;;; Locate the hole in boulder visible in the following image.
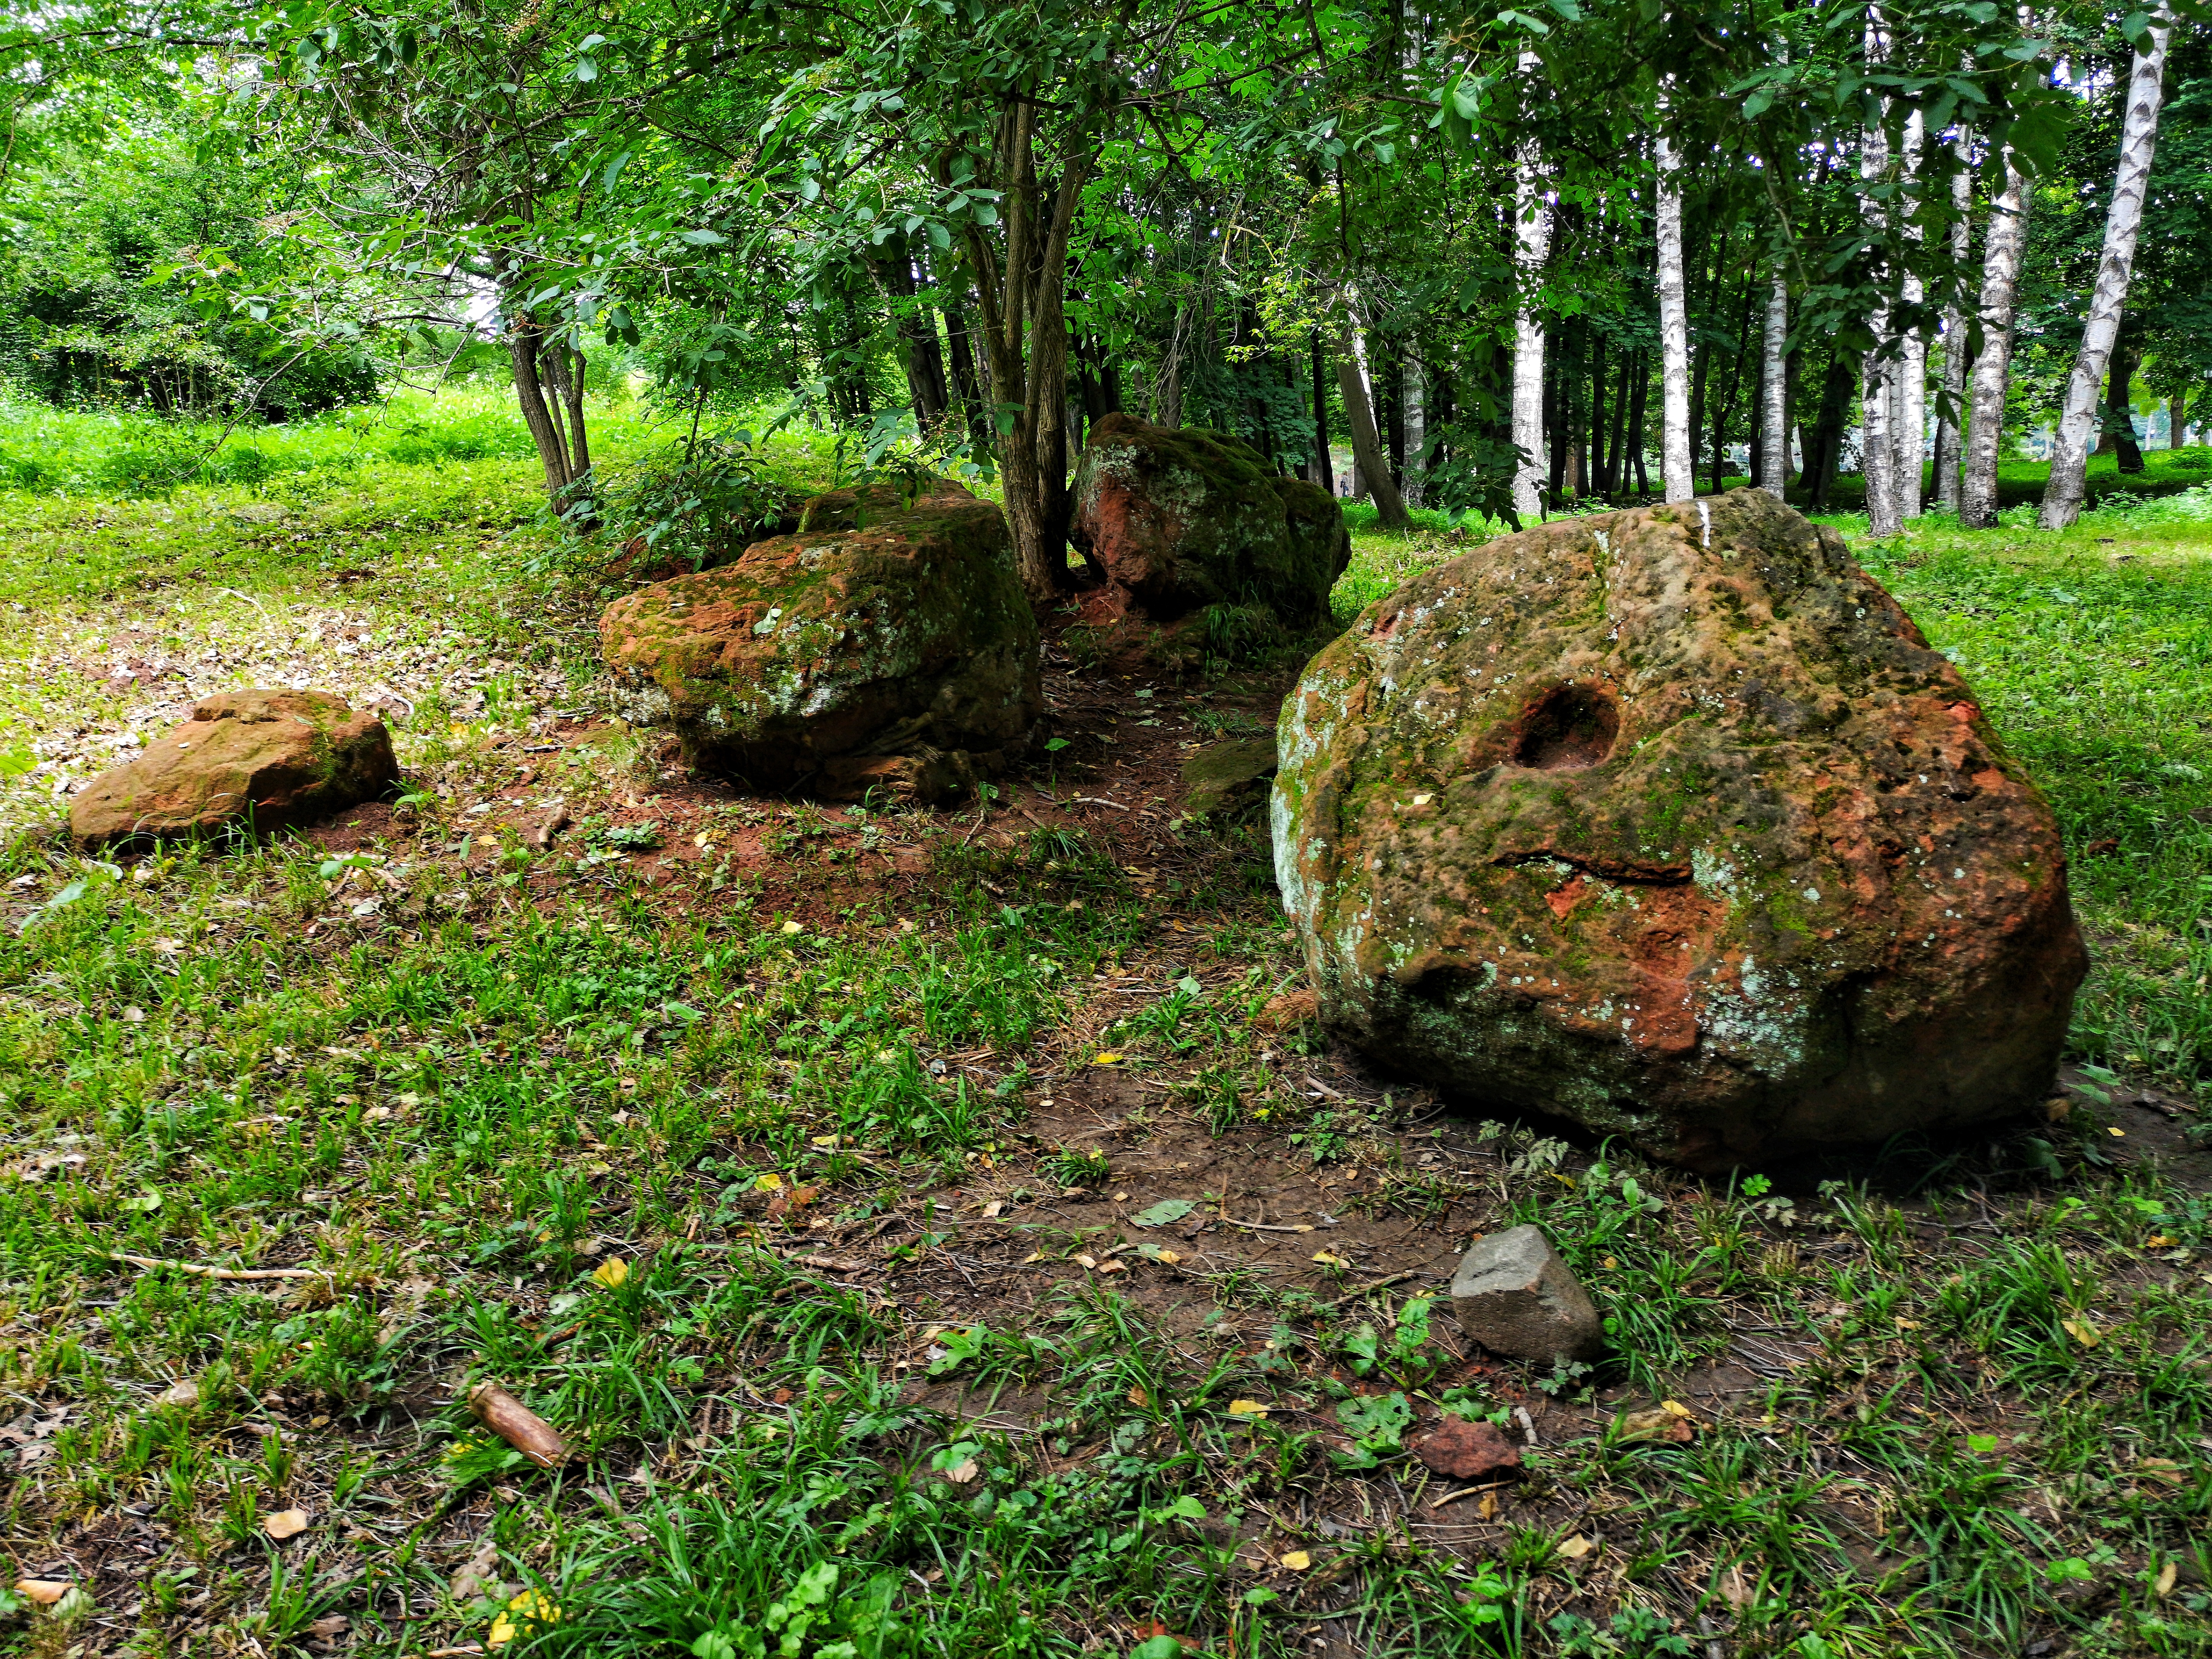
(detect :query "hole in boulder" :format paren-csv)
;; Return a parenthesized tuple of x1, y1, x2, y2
(1511, 683, 1620, 772)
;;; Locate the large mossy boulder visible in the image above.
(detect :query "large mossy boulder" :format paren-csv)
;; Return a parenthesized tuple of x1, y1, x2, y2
(71, 689, 397, 847)
(599, 480, 1040, 801)
(1070, 413, 1350, 628)
(1272, 489, 2087, 1170)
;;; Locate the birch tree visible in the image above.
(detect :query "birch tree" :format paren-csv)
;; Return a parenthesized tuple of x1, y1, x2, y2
(1895, 109, 1928, 520)
(1757, 260, 1789, 498)
(1510, 49, 1553, 520)
(1933, 156, 1973, 515)
(2038, 5, 2176, 530)
(1961, 139, 2031, 528)
(1654, 121, 1695, 504)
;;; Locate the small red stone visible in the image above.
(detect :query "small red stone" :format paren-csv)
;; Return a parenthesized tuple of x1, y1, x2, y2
(1411, 1416, 1523, 1480)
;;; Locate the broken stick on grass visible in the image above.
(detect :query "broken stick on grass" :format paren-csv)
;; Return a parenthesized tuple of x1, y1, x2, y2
(103, 1252, 335, 1282)
(467, 1381, 569, 1469)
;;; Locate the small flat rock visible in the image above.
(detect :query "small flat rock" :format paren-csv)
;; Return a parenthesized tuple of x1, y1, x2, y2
(1410, 1415, 1524, 1480)
(1182, 736, 1277, 819)
(69, 689, 397, 848)
(1450, 1224, 1605, 1364)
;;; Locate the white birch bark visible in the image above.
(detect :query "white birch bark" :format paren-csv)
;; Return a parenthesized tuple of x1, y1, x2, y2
(2038, 4, 2174, 529)
(1897, 109, 1928, 519)
(1654, 116, 1694, 504)
(1961, 141, 2030, 528)
(1861, 18, 1902, 536)
(1404, 356, 1425, 508)
(1758, 263, 1789, 498)
(1935, 153, 1974, 515)
(1510, 49, 1553, 520)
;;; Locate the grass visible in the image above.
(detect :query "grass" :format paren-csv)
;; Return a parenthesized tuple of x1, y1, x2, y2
(0, 397, 2208, 1658)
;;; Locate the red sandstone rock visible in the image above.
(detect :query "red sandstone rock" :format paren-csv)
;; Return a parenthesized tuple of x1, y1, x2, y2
(1273, 490, 2087, 1169)
(69, 689, 397, 847)
(1070, 414, 1349, 628)
(1411, 1416, 1524, 1480)
(599, 481, 1038, 803)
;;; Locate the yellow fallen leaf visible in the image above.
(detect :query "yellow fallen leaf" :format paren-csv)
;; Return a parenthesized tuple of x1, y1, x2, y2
(811, 1135, 841, 1148)
(1154, 1249, 1183, 1265)
(1093, 1052, 1123, 1066)
(1227, 1399, 1270, 1418)
(1601, 1256, 1618, 1269)
(1020, 1251, 1046, 1264)
(487, 1587, 562, 1647)
(13, 1579, 71, 1605)
(1312, 1249, 1351, 1269)
(262, 1508, 311, 1540)
(2061, 1318, 2100, 1348)
(1661, 1400, 1695, 1419)
(2146, 1234, 2174, 1248)
(1280, 1551, 1311, 1570)
(2156, 1559, 2179, 1597)
(1410, 793, 1432, 806)
(755, 1172, 784, 1191)
(1556, 1534, 1595, 1560)
(780, 919, 803, 935)
(591, 1257, 629, 1289)
(2108, 1126, 2126, 1137)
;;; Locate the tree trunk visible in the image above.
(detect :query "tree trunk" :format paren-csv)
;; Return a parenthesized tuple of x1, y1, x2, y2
(1625, 352, 1650, 497)
(1510, 59, 1553, 521)
(1404, 353, 1425, 507)
(1309, 330, 1333, 490)
(1962, 141, 2031, 528)
(872, 244, 949, 426)
(506, 316, 586, 503)
(1589, 336, 1608, 497)
(2040, 4, 2173, 529)
(940, 297, 989, 451)
(1335, 315, 1410, 526)
(964, 98, 1100, 600)
(1896, 109, 1928, 520)
(1806, 354, 1854, 510)
(1756, 264, 1789, 498)
(1713, 273, 1755, 496)
(1934, 162, 1974, 515)
(1654, 124, 1695, 503)
(2106, 343, 2146, 472)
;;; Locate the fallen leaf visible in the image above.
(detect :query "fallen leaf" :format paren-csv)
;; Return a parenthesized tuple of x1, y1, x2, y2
(810, 1134, 841, 1148)
(981, 1199, 1005, 1219)
(1073, 1252, 1098, 1269)
(1227, 1399, 1270, 1419)
(2108, 1126, 2126, 1138)
(754, 1172, 784, 1191)
(154, 1379, 200, 1409)
(943, 1458, 980, 1484)
(591, 1257, 629, 1289)
(450, 1536, 501, 1600)
(1113, 1190, 1131, 1201)
(1311, 1249, 1352, 1269)
(263, 1508, 312, 1539)
(1129, 1198, 1197, 1228)
(1279, 1551, 1311, 1570)
(1128, 1386, 1150, 1407)
(1477, 1491, 1499, 1520)
(1098, 1260, 1127, 1275)
(780, 919, 803, 936)
(1661, 1400, 1695, 1418)
(2156, 1559, 2179, 1597)
(2061, 1318, 2100, 1348)
(13, 1579, 71, 1605)
(309, 1615, 351, 1638)
(1092, 1052, 1123, 1066)
(1019, 1251, 1046, 1264)
(1555, 1534, 1595, 1560)
(1410, 793, 1433, 806)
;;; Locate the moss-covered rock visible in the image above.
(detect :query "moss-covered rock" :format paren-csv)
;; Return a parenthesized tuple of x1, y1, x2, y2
(598, 480, 1040, 801)
(70, 689, 397, 847)
(1273, 489, 2087, 1170)
(1070, 415, 1349, 630)
(1182, 736, 1278, 820)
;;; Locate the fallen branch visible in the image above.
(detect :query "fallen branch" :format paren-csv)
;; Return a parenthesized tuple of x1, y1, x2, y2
(104, 1252, 335, 1281)
(467, 1380, 569, 1469)
(1218, 1217, 1315, 1234)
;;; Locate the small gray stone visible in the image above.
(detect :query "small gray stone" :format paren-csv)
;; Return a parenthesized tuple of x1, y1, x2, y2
(1450, 1225, 1605, 1363)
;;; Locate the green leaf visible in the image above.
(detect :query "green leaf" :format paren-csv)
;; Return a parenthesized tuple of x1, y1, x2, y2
(1129, 1199, 1196, 1228)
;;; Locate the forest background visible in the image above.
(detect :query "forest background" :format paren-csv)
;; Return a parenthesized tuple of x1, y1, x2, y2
(5, 3, 2212, 1659)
